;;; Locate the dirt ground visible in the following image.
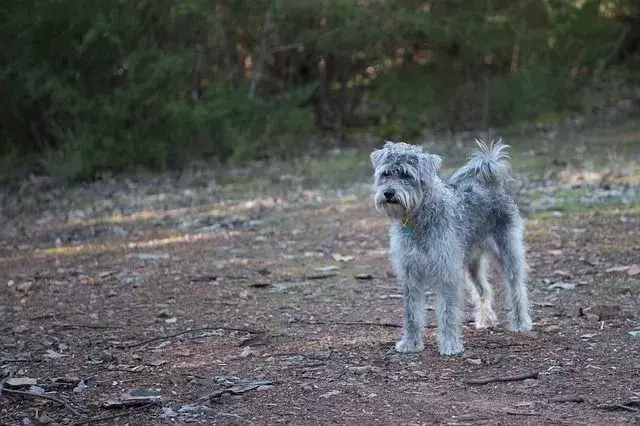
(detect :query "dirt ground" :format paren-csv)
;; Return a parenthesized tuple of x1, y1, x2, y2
(1, 131, 640, 425)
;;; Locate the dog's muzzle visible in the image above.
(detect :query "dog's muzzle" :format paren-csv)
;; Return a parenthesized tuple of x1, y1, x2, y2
(383, 189, 399, 204)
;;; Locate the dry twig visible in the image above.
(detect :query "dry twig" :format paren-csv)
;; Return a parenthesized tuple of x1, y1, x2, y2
(293, 317, 400, 328)
(71, 403, 156, 425)
(464, 371, 539, 385)
(1, 387, 80, 417)
(552, 396, 585, 403)
(54, 323, 124, 329)
(597, 403, 639, 413)
(119, 326, 263, 349)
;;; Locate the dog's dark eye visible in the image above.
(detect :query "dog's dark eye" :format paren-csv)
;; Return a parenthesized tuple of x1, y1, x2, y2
(380, 171, 392, 178)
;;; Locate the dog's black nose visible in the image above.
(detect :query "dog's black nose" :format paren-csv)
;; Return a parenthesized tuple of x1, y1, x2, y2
(384, 189, 396, 200)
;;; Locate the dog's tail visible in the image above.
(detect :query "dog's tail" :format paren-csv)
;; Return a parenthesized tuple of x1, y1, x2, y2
(449, 139, 512, 185)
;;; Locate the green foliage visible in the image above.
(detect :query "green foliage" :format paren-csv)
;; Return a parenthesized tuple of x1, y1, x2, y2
(1, 0, 638, 181)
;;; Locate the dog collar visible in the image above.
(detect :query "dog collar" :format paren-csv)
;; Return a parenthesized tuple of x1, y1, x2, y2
(401, 216, 411, 236)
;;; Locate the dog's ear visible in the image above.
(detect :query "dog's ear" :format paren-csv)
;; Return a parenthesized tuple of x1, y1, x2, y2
(418, 153, 442, 181)
(370, 147, 388, 168)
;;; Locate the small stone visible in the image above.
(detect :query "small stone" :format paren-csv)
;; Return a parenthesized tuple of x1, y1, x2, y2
(301, 384, 313, 392)
(543, 325, 561, 333)
(523, 378, 538, 387)
(466, 358, 482, 366)
(157, 309, 171, 319)
(547, 282, 576, 291)
(37, 413, 53, 424)
(6, 377, 37, 387)
(12, 324, 28, 333)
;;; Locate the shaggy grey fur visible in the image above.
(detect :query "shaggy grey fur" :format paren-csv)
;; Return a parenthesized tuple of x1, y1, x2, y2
(370, 140, 532, 356)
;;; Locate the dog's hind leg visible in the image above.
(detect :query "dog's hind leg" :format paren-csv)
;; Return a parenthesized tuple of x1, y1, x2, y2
(495, 220, 532, 332)
(468, 255, 498, 329)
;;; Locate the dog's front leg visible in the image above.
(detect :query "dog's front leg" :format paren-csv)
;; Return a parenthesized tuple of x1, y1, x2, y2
(435, 272, 465, 356)
(395, 273, 425, 353)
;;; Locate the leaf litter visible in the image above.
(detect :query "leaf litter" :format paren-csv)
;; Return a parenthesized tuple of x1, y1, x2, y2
(1, 134, 640, 425)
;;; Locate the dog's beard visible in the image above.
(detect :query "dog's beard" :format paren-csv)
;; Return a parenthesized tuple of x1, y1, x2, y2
(374, 187, 419, 219)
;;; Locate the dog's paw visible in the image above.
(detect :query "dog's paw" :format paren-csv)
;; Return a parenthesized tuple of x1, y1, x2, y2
(509, 315, 533, 332)
(474, 307, 498, 329)
(437, 338, 464, 356)
(395, 339, 424, 353)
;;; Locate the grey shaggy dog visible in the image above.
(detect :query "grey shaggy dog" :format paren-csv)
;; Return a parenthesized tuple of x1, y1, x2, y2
(370, 140, 532, 356)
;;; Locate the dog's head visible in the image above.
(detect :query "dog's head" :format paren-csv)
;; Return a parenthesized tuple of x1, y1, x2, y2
(370, 141, 441, 218)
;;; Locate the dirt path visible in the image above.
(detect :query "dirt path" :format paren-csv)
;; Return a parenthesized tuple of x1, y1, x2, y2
(1, 137, 640, 425)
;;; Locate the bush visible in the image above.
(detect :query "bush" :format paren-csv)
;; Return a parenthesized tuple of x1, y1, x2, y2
(1, 0, 638, 181)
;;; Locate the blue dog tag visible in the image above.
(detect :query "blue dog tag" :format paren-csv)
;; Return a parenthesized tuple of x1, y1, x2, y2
(401, 217, 411, 236)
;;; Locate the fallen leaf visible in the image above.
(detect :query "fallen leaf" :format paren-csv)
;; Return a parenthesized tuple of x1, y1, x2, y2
(605, 265, 630, 273)
(580, 333, 597, 339)
(547, 283, 576, 291)
(627, 265, 640, 276)
(240, 347, 258, 358)
(466, 358, 482, 366)
(315, 265, 340, 272)
(161, 407, 177, 419)
(5, 377, 38, 387)
(209, 380, 277, 398)
(320, 389, 341, 398)
(43, 349, 67, 360)
(331, 253, 355, 262)
(73, 380, 88, 393)
(28, 385, 46, 395)
(17, 281, 33, 296)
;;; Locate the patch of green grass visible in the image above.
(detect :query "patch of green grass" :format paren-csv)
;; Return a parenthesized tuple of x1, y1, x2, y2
(534, 199, 640, 218)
